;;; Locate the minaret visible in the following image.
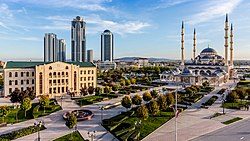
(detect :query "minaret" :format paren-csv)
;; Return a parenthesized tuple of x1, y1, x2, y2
(224, 14, 229, 66)
(193, 28, 196, 60)
(181, 21, 184, 66)
(230, 23, 233, 66)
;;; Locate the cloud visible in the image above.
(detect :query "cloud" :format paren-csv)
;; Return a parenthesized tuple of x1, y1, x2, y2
(187, 0, 242, 25)
(152, 0, 193, 10)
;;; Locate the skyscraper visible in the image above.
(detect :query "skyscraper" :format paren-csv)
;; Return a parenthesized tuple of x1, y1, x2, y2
(44, 33, 57, 62)
(101, 30, 114, 62)
(58, 39, 66, 62)
(71, 16, 86, 62)
(87, 50, 93, 62)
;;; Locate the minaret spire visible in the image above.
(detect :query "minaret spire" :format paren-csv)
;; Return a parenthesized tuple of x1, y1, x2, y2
(224, 14, 229, 66)
(230, 23, 233, 66)
(181, 21, 185, 66)
(193, 28, 196, 60)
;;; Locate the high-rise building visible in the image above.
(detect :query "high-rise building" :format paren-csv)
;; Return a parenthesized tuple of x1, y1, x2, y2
(87, 50, 93, 62)
(44, 33, 57, 62)
(71, 16, 86, 62)
(101, 30, 114, 62)
(58, 39, 66, 62)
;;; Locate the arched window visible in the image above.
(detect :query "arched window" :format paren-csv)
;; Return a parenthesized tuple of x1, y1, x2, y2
(15, 72, 18, 77)
(49, 66, 52, 70)
(9, 72, 12, 77)
(53, 72, 56, 76)
(49, 72, 52, 78)
(62, 72, 65, 76)
(66, 72, 68, 77)
(66, 66, 69, 69)
(39, 72, 43, 94)
(15, 80, 18, 85)
(58, 72, 60, 76)
(9, 80, 12, 85)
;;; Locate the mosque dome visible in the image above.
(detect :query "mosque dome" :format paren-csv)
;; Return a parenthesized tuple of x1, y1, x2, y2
(200, 46, 217, 55)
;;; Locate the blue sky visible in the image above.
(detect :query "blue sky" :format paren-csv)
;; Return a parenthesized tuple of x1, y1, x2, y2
(0, 0, 249, 61)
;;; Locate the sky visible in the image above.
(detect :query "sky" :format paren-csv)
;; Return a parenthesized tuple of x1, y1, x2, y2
(0, 0, 250, 61)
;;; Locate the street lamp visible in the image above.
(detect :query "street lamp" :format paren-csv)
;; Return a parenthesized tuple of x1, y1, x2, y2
(34, 121, 44, 141)
(88, 131, 96, 141)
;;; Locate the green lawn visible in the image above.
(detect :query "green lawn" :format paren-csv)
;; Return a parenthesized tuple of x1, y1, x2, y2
(74, 94, 121, 106)
(53, 131, 87, 141)
(222, 117, 242, 125)
(223, 101, 248, 110)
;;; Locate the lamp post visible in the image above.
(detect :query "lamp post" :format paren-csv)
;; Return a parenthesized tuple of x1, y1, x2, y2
(34, 121, 44, 141)
(88, 131, 96, 141)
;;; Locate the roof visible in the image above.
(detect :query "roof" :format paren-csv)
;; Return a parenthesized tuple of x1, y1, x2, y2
(5, 61, 96, 69)
(104, 29, 111, 33)
(201, 47, 217, 54)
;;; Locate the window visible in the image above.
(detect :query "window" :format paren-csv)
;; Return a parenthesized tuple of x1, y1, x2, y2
(27, 80, 29, 84)
(84, 71, 86, 74)
(21, 72, 24, 77)
(62, 87, 65, 93)
(49, 80, 52, 84)
(49, 66, 52, 70)
(49, 88, 52, 94)
(80, 77, 83, 81)
(92, 70, 94, 74)
(49, 73, 52, 78)
(58, 72, 60, 76)
(80, 70, 83, 74)
(21, 87, 23, 91)
(66, 79, 68, 84)
(74, 71, 77, 90)
(81, 83, 83, 88)
(53, 80, 56, 84)
(65, 66, 69, 69)
(26, 72, 29, 77)
(15, 72, 18, 77)
(62, 72, 65, 76)
(66, 72, 68, 77)
(84, 77, 86, 81)
(9, 72, 12, 77)
(92, 82, 94, 86)
(9, 88, 12, 94)
(32, 79, 34, 84)
(88, 70, 90, 74)
(9, 80, 12, 85)
(58, 87, 60, 93)
(15, 80, 18, 85)
(88, 83, 91, 87)
(53, 88, 56, 93)
(84, 83, 86, 88)
(32, 72, 35, 76)
(53, 72, 56, 76)
(88, 77, 90, 81)
(32, 87, 34, 90)
(62, 79, 65, 83)
(21, 80, 23, 85)
(66, 87, 68, 92)
(92, 77, 94, 80)
(58, 79, 60, 83)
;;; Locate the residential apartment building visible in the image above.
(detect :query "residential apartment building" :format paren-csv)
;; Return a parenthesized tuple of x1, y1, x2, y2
(4, 61, 96, 98)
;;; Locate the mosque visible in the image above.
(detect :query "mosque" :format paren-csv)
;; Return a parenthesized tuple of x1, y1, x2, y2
(160, 14, 237, 86)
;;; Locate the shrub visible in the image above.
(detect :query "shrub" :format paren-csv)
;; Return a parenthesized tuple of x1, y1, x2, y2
(143, 92, 152, 102)
(148, 100, 159, 115)
(137, 105, 149, 120)
(121, 96, 132, 110)
(132, 94, 142, 106)
(32, 105, 40, 118)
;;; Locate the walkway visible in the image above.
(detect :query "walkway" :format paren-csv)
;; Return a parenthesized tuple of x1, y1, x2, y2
(143, 80, 250, 141)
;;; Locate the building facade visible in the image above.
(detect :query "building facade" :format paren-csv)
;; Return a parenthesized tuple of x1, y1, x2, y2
(87, 50, 93, 62)
(101, 30, 114, 62)
(4, 61, 97, 98)
(71, 16, 86, 62)
(44, 33, 57, 62)
(58, 39, 66, 62)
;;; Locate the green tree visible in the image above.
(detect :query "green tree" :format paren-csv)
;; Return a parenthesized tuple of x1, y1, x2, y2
(226, 91, 239, 103)
(132, 94, 142, 106)
(121, 96, 132, 110)
(80, 87, 88, 96)
(166, 94, 175, 107)
(39, 95, 50, 114)
(0, 106, 10, 123)
(65, 113, 77, 139)
(155, 66, 161, 74)
(10, 88, 21, 105)
(157, 95, 168, 111)
(21, 97, 32, 117)
(87, 86, 95, 94)
(125, 79, 131, 86)
(148, 100, 160, 115)
(236, 88, 247, 101)
(202, 81, 209, 87)
(185, 87, 193, 95)
(137, 105, 149, 120)
(143, 92, 152, 102)
(95, 87, 103, 96)
(150, 90, 158, 99)
(130, 78, 136, 85)
(104, 86, 111, 94)
(120, 80, 126, 87)
(112, 84, 119, 91)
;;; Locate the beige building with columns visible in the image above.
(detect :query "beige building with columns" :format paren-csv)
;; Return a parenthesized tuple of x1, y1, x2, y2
(4, 61, 96, 98)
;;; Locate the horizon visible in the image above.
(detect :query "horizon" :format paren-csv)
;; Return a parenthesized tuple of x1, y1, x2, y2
(0, 0, 250, 61)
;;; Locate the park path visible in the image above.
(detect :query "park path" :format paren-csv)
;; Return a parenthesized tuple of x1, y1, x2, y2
(143, 80, 250, 141)
(0, 85, 173, 141)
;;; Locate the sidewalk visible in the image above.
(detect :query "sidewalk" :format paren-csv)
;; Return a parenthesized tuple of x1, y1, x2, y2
(143, 80, 249, 141)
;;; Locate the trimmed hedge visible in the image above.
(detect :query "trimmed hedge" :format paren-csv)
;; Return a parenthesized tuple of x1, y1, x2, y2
(114, 123, 135, 136)
(0, 125, 46, 140)
(202, 96, 218, 106)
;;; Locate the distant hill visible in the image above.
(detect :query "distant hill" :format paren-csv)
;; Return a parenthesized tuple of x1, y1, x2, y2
(115, 57, 178, 62)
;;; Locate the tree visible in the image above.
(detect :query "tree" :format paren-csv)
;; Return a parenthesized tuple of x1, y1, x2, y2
(104, 86, 111, 94)
(95, 87, 103, 96)
(202, 81, 209, 87)
(166, 93, 174, 107)
(10, 88, 21, 105)
(236, 88, 247, 101)
(226, 91, 239, 103)
(120, 80, 126, 87)
(150, 90, 158, 99)
(130, 78, 136, 85)
(24, 87, 36, 100)
(157, 95, 168, 111)
(65, 113, 77, 139)
(137, 105, 149, 120)
(143, 92, 152, 102)
(148, 100, 160, 115)
(112, 84, 119, 91)
(39, 95, 50, 114)
(121, 96, 132, 110)
(0, 106, 10, 123)
(132, 94, 142, 106)
(185, 87, 193, 95)
(21, 97, 32, 117)
(80, 87, 88, 96)
(125, 79, 131, 86)
(87, 86, 95, 94)
(155, 66, 161, 74)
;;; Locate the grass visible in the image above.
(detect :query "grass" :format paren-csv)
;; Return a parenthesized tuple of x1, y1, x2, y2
(53, 131, 87, 141)
(223, 101, 248, 110)
(222, 117, 242, 125)
(202, 96, 218, 106)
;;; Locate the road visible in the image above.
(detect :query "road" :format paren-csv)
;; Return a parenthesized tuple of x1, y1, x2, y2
(192, 118, 250, 141)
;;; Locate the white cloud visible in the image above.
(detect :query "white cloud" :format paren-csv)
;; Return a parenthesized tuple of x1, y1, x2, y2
(187, 0, 242, 25)
(152, 0, 193, 10)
